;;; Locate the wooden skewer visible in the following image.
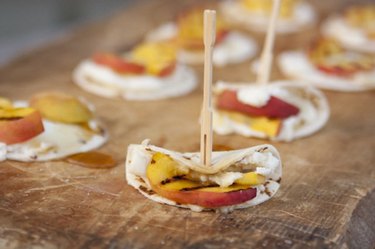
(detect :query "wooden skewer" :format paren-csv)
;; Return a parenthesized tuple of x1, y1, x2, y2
(256, 0, 281, 85)
(200, 10, 216, 167)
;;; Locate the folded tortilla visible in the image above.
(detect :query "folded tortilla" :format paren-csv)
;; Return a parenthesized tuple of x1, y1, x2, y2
(126, 140, 282, 212)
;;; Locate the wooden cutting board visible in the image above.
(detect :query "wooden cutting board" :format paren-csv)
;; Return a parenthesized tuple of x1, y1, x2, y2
(0, 0, 374, 248)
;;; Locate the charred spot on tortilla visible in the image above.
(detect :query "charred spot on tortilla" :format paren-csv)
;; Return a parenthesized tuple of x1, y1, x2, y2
(136, 176, 145, 184)
(257, 147, 268, 153)
(139, 185, 155, 195)
(79, 139, 87, 144)
(264, 188, 272, 197)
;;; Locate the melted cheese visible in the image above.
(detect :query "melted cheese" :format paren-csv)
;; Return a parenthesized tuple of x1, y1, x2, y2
(237, 86, 271, 107)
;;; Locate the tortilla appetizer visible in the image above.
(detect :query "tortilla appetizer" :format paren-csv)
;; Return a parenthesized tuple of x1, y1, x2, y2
(278, 38, 375, 91)
(126, 10, 281, 212)
(0, 92, 107, 162)
(213, 81, 329, 142)
(126, 140, 281, 212)
(146, 8, 257, 66)
(73, 41, 197, 100)
(322, 4, 375, 54)
(220, 0, 316, 33)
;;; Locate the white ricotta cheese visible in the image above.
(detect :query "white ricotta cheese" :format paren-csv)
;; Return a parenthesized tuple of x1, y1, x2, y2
(237, 86, 270, 107)
(249, 151, 279, 171)
(208, 172, 243, 187)
(146, 22, 178, 42)
(255, 167, 272, 176)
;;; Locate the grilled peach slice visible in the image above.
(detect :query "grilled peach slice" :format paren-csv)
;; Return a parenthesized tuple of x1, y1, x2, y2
(217, 90, 299, 119)
(30, 92, 92, 124)
(131, 42, 177, 77)
(147, 153, 257, 208)
(0, 107, 44, 144)
(221, 111, 281, 137)
(235, 172, 265, 185)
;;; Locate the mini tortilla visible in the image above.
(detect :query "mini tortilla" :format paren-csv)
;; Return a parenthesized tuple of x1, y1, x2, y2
(126, 140, 282, 212)
(73, 60, 197, 101)
(213, 81, 329, 141)
(322, 16, 375, 54)
(278, 51, 375, 92)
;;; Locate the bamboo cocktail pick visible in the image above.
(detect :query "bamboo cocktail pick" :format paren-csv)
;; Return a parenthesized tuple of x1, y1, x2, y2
(256, 0, 281, 85)
(200, 10, 216, 167)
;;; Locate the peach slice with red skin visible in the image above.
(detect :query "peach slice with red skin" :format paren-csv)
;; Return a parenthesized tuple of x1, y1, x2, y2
(146, 153, 258, 208)
(92, 53, 146, 75)
(154, 181, 257, 208)
(157, 63, 176, 77)
(216, 90, 299, 119)
(315, 65, 358, 77)
(30, 92, 92, 124)
(0, 108, 44, 145)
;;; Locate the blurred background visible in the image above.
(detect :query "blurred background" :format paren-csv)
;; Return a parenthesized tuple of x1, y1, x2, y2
(0, 0, 134, 65)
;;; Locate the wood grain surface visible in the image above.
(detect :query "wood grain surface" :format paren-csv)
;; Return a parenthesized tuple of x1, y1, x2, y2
(0, 0, 374, 248)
